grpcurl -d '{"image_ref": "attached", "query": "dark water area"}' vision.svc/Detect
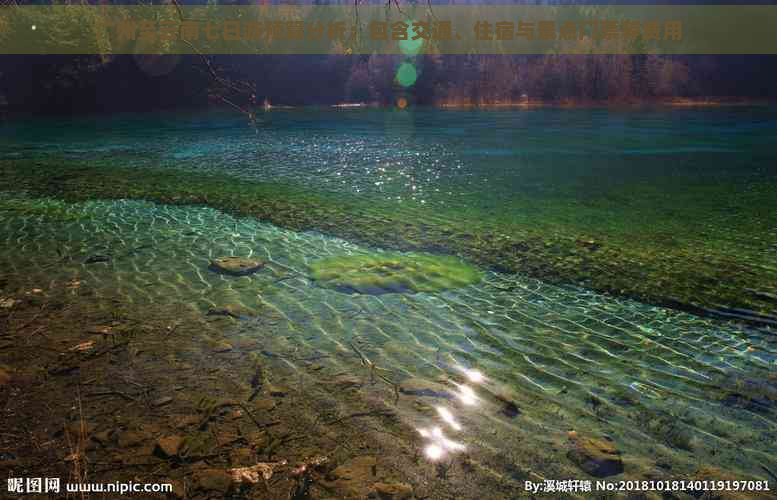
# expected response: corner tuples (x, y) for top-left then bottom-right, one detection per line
(1, 108), (776, 498)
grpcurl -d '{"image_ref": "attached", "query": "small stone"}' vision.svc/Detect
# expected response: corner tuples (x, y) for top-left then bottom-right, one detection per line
(332, 455), (377, 480)
(268, 385), (289, 397)
(230, 447), (254, 466)
(326, 456), (378, 498)
(234, 338), (260, 349)
(166, 479), (186, 499)
(254, 398), (276, 411)
(209, 257), (264, 277)
(212, 341), (233, 353)
(152, 396), (173, 407)
(215, 430), (241, 447)
(84, 255), (111, 264)
(324, 375), (362, 390)
(64, 421), (95, 438)
(193, 468), (232, 493)
(501, 400), (520, 418)
(0, 297), (19, 309)
(207, 304), (256, 319)
(91, 430), (113, 446)
(154, 435), (183, 458)
(399, 378), (452, 399)
(567, 436), (624, 477)
(0, 367), (11, 386)
(247, 431), (268, 450)
(173, 415), (200, 429)
(374, 482), (413, 499)
(86, 325), (114, 335)
(412, 400), (433, 414)
(117, 431), (148, 448)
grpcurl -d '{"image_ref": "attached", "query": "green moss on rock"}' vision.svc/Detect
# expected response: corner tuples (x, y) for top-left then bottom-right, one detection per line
(309, 253), (481, 295)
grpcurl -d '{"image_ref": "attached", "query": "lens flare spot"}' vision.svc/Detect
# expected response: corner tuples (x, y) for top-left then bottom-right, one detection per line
(399, 21), (424, 55)
(396, 63), (417, 88)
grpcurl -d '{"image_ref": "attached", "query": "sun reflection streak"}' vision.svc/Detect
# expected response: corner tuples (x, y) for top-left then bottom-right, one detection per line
(453, 365), (487, 384)
(454, 383), (478, 406)
(424, 444), (444, 461)
(465, 369), (485, 383)
(418, 427), (466, 462)
(416, 366), (489, 462)
(436, 406), (462, 431)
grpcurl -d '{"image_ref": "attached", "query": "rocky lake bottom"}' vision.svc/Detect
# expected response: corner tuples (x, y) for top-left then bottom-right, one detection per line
(1, 194), (776, 499)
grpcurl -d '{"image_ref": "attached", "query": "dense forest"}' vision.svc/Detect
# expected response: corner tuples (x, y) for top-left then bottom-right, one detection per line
(1, 0), (775, 113)
(3, 52), (773, 113)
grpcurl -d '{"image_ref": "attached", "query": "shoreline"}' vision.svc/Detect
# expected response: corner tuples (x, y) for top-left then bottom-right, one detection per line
(2, 98), (774, 120)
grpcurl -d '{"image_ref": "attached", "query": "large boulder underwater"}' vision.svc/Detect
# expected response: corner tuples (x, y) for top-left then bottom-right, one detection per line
(308, 252), (482, 295)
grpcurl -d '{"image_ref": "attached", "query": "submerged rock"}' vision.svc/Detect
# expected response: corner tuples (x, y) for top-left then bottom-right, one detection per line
(206, 304), (257, 319)
(253, 398), (276, 411)
(325, 456), (378, 497)
(154, 435), (183, 458)
(267, 384), (290, 397)
(309, 252), (481, 295)
(208, 257), (264, 276)
(90, 430), (113, 446)
(373, 482), (413, 499)
(151, 396), (173, 408)
(117, 430), (148, 448)
(0, 367), (11, 386)
(84, 254), (110, 265)
(193, 468), (232, 493)
(399, 378), (453, 399)
(567, 436), (624, 477)
(0, 297), (19, 309)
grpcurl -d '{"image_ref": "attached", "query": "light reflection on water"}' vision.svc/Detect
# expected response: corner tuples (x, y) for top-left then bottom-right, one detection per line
(2, 108), (777, 484)
(6, 108), (777, 215)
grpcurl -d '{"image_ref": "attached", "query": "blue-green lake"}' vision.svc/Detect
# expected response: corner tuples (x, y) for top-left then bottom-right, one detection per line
(1, 108), (776, 496)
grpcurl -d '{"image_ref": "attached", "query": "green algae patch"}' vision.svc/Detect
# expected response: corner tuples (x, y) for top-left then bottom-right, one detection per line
(309, 253), (482, 295)
(2, 158), (777, 325)
(0, 197), (91, 222)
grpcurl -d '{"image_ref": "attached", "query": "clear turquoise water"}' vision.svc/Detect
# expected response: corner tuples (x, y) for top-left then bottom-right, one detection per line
(1, 109), (777, 485)
(4, 108), (777, 208)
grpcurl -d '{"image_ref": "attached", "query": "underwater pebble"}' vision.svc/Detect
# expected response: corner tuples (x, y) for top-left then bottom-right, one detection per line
(84, 254), (111, 265)
(399, 378), (453, 399)
(0, 367), (11, 386)
(117, 430), (149, 448)
(253, 398), (276, 411)
(566, 435), (624, 478)
(268, 385), (290, 397)
(154, 435), (183, 458)
(152, 396), (173, 407)
(208, 257), (264, 276)
(373, 481), (413, 499)
(193, 468), (232, 493)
